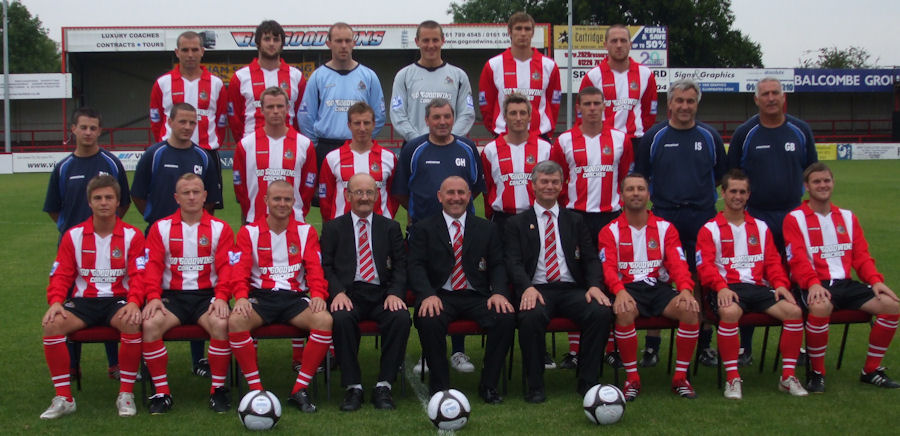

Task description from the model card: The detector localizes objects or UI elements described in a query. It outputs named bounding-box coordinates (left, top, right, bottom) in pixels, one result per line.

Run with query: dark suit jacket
left=407, top=212, right=507, bottom=301
left=320, top=213, right=407, bottom=300
left=504, top=206, right=603, bottom=297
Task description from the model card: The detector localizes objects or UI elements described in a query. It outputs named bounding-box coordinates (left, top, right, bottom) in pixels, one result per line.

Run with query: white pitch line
left=405, top=356, right=456, bottom=436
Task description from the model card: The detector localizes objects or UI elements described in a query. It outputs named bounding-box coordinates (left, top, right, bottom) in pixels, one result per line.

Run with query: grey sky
left=18, top=0, right=900, bottom=68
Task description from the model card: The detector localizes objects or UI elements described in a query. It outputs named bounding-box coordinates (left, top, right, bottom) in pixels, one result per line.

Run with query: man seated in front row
left=504, top=160, right=612, bottom=403
left=696, top=169, right=807, bottom=399
left=408, top=176, right=515, bottom=404
left=40, top=175, right=145, bottom=419
left=322, top=173, right=410, bottom=411
left=597, top=173, right=700, bottom=401
left=140, top=173, right=236, bottom=414
left=228, top=180, right=333, bottom=413
left=784, top=162, right=900, bottom=392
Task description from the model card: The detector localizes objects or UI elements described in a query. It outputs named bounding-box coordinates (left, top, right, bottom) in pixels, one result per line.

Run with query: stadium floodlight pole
left=3, top=0, right=9, bottom=153
left=565, top=0, right=573, bottom=129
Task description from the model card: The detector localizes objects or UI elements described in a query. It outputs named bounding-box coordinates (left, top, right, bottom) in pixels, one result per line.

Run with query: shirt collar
left=443, top=211, right=467, bottom=230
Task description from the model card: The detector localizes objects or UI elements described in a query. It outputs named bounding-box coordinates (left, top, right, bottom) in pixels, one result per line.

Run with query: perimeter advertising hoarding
left=62, top=24, right=549, bottom=52
left=0, top=74, right=72, bottom=99
left=794, top=69, right=900, bottom=92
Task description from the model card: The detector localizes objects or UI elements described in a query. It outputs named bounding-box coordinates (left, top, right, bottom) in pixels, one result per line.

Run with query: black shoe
left=209, top=387, right=231, bottom=413
left=292, top=360, right=302, bottom=373
left=806, top=371, right=825, bottom=394
left=543, top=353, right=557, bottom=369
left=288, top=389, right=317, bottom=413
left=860, top=367, right=900, bottom=389
left=797, top=349, right=808, bottom=367
left=524, top=388, right=546, bottom=404
left=604, top=352, right=623, bottom=369
left=148, top=393, right=173, bottom=415
left=478, top=384, right=503, bottom=405
left=698, top=348, right=718, bottom=367
left=372, top=386, right=395, bottom=410
left=339, top=387, right=363, bottom=411
left=576, top=380, right=593, bottom=397
left=558, top=352, right=578, bottom=370
left=640, top=348, right=659, bottom=368
left=317, top=354, right=338, bottom=374
left=737, top=352, right=753, bottom=367
left=193, top=358, right=211, bottom=378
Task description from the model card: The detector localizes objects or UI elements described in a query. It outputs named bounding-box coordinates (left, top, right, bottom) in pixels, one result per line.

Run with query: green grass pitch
left=1, top=160, right=898, bottom=435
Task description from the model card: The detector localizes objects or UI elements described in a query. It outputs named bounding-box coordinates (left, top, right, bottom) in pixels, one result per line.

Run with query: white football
left=427, top=389, right=471, bottom=430
left=583, top=384, right=625, bottom=425
left=238, top=390, right=282, bottom=431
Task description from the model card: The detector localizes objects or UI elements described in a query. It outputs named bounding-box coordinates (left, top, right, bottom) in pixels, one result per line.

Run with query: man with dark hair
left=479, top=11, right=561, bottom=141
left=133, top=103, right=221, bottom=228
left=696, top=169, right=807, bottom=399
left=40, top=175, right=145, bottom=419
left=322, top=173, right=409, bottom=411
left=505, top=160, right=612, bottom=402
left=784, top=162, right=900, bottom=393
left=318, top=102, right=398, bottom=221
left=228, top=20, right=306, bottom=140
left=299, top=22, right=385, bottom=170
left=390, top=20, right=474, bottom=142
left=408, top=176, right=514, bottom=403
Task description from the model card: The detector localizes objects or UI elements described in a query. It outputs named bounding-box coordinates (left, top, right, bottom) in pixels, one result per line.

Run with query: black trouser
left=571, top=210, right=621, bottom=244
left=332, top=282, right=411, bottom=387
left=415, top=289, right=515, bottom=394
left=518, top=284, right=612, bottom=392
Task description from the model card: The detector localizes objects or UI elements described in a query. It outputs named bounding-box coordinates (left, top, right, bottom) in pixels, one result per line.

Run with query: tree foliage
left=1, top=1, right=60, bottom=73
left=448, top=0, right=762, bottom=68
left=798, top=46, right=877, bottom=69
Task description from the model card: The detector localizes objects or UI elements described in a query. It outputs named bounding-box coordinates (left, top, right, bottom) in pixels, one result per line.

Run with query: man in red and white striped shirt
left=139, top=174, right=235, bottom=414
left=481, top=93, right=552, bottom=229
left=40, top=175, right=145, bottom=419
left=696, top=169, right=806, bottom=399
left=318, top=102, right=398, bottom=221
left=597, top=173, right=699, bottom=401
left=228, top=181, right=332, bottom=413
left=479, top=12, right=560, bottom=141
left=783, top=162, right=900, bottom=392
left=228, top=20, right=306, bottom=140
left=233, top=87, right=317, bottom=224
left=578, top=25, right=658, bottom=140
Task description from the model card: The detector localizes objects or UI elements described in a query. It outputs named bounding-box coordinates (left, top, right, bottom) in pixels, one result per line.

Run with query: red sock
left=230, top=331, right=262, bottom=391
left=717, top=322, right=740, bottom=381
left=208, top=339, right=231, bottom=394
left=605, top=332, right=616, bottom=353
left=43, top=335, right=72, bottom=399
left=614, top=324, right=639, bottom=382
left=291, top=338, right=305, bottom=363
left=780, top=319, right=804, bottom=379
left=674, top=323, right=699, bottom=381
left=567, top=332, right=580, bottom=354
left=805, top=314, right=830, bottom=375
left=142, top=339, right=169, bottom=395
left=118, top=332, right=142, bottom=393
left=864, top=314, right=899, bottom=374
left=291, top=330, right=332, bottom=394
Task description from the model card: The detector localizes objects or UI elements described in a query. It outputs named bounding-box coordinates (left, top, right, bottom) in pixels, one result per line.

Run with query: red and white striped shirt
left=227, top=59, right=306, bottom=140
left=231, top=217, right=327, bottom=300
left=597, top=212, right=693, bottom=294
left=481, top=134, right=551, bottom=215
left=143, top=210, right=235, bottom=302
left=479, top=48, right=561, bottom=136
left=578, top=58, right=658, bottom=137
left=696, top=211, right=789, bottom=292
left=317, top=141, right=399, bottom=221
left=551, top=126, right=632, bottom=213
left=233, top=128, right=317, bottom=223
left=149, top=66, right=228, bottom=150
left=783, top=201, right=883, bottom=289
left=47, top=217, right=145, bottom=306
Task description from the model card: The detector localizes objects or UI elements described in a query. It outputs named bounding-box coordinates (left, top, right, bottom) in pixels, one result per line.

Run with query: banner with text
left=662, top=69, right=794, bottom=93
left=0, top=74, right=72, bottom=99
left=793, top=69, right=900, bottom=92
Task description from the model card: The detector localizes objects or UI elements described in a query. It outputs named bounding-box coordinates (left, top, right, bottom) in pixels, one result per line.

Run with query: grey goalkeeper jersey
left=390, top=62, right=475, bottom=141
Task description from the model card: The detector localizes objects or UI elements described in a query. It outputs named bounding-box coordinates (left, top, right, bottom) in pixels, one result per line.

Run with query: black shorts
left=709, top=283, right=778, bottom=314
left=63, top=297, right=128, bottom=327
left=249, top=289, right=310, bottom=325
left=162, top=289, right=215, bottom=325
left=801, top=279, right=874, bottom=310
left=624, top=281, right=678, bottom=317
left=572, top=210, right=621, bottom=243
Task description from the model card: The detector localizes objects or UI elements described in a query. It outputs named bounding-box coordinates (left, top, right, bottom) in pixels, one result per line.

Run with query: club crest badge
left=526, top=155, right=535, bottom=164
left=748, top=235, right=759, bottom=246
left=602, top=146, right=612, bottom=155
left=371, top=162, right=380, bottom=172
left=531, top=71, right=541, bottom=81
left=648, top=240, right=658, bottom=250
left=478, top=257, right=487, bottom=271
left=199, top=91, right=208, bottom=101
left=289, top=244, right=299, bottom=255
left=629, top=81, right=638, bottom=90
left=279, top=81, right=288, bottom=90
left=445, top=76, right=454, bottom=85
left=111, top=248, right=123, bottom=259
left=358, top=80, right=367, bottom=91
left=284, top=149, right=294, bottom=159
left=836, top=225, right=846, bottom=235
left=199, top=236, right=210, bottom=246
